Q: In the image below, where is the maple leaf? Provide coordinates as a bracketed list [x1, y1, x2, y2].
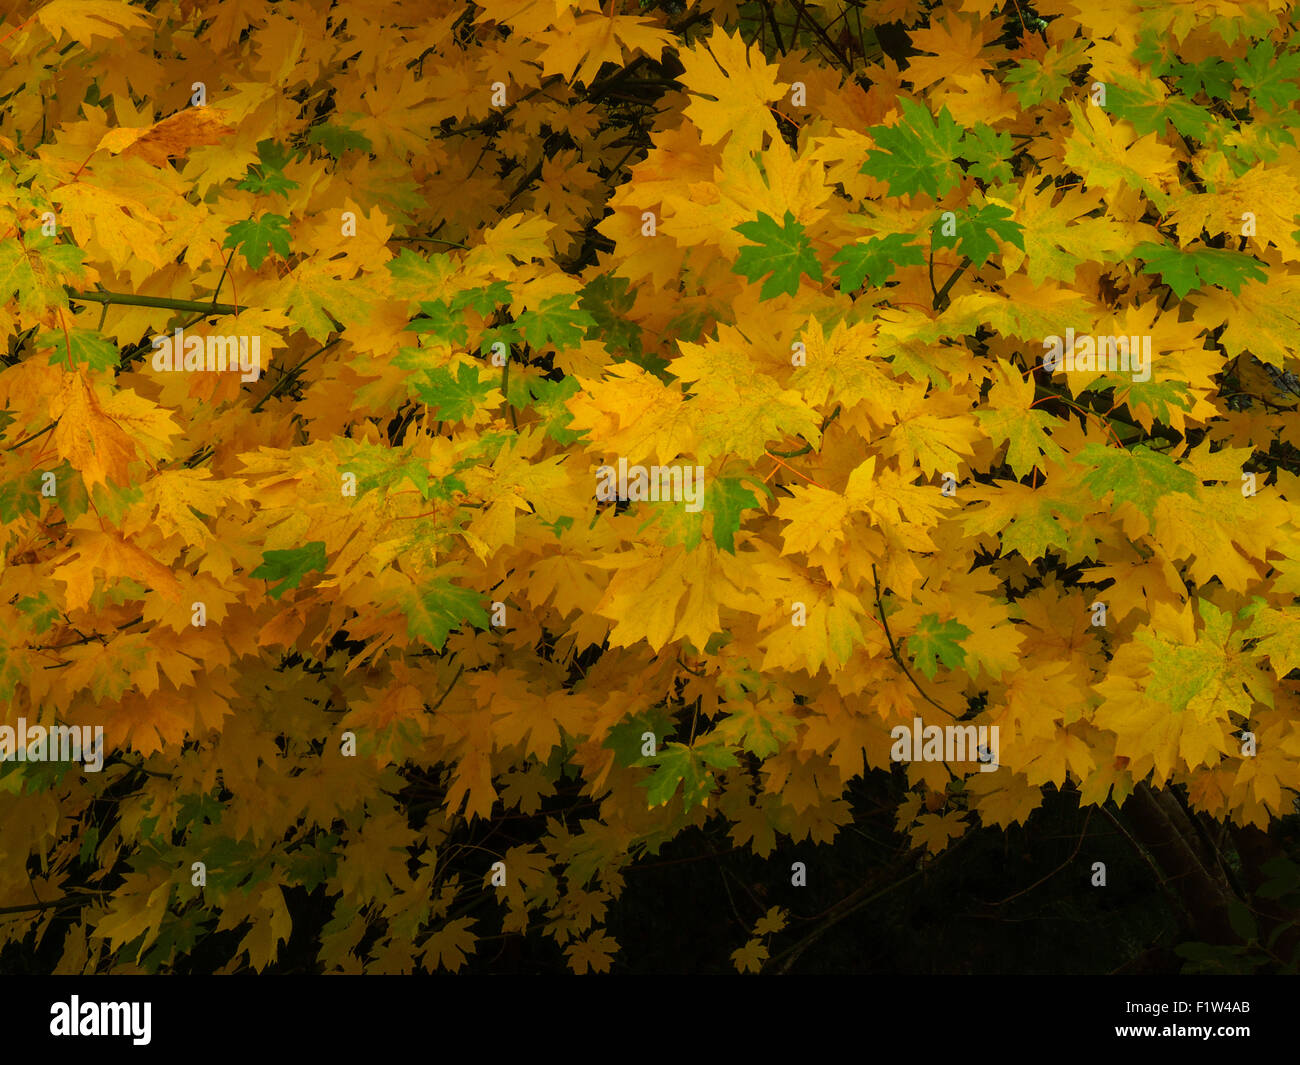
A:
[51, 182, 169, 271]
[514, 294, 597, 350]
[237, 885, 293, 971]
[408, 299, 469, 346]
[536, 9, 671, 85]
[1132, 242, 1268, 301]
[306, 119, 373, 158]
[1096, 600, 1259, 782]
[731, 938, 768, 973]
[974, 363, 1065, 478]
[731, 210, 823, 299]
[1074, 443, 1198, 516]
[388, 575, 489, 649]
[1062, 101, 1178, 211]
[906, 614, 971, 681]
[270, 258, 359, 341]
[565, 929, 617, 974]
[423, 917, 477, 972]
[223, 215, 292, 270]
[410, 362, 496, 422]
[679, 27, 787, 155]
[1240, 599, 1300, 682]
[97, 108, 233, 166]
[1234, 40, 1300, 109]
[90, 874, 171, 959]
[753, 905, 787, 936]
[714, 697, 798, 758]
[861, 99, 966, 198]
[52, 372, 179, 489]
[905, 14, 997, 92]
[0, 235, 91, 314]
[636, 740, 738, 810]
[250, 542, 328, 599]
[911, 811, 967, 855]
[933, 201, 1024, 268]
[39, 327, 118, 371]
[236, 139, 300, 197]
[1106, 75, 1212, 139]
[34, 0, 149, 45]
[832, 233, 925, 291]
[703, 476, 764, 554]
[51, 527, 184, 612]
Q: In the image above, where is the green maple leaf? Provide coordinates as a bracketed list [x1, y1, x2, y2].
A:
[1004, 60, 1070, 108]
[278, 266, 353, 341]
[707, 476, 765, 553]
[305, 120, 373, 158]
[906, 614, 971, 681]
[236, 139, 299, 197]
[1132, 242, 1268, 300]
[934, 203, 1025, 267]
[860, 98, 965, 198]
[1170, 57, 1236, 100]
[519, 376, 582, 445]
[974, 405, 1065, 478]
[1132, 30, 1176, 76]
[514, 294, 597, 350]
[832, 233, 924, 291]
[477, 323, 522, 361]
[1235, 41, 1300, 110]
[250, 541, 327, 599]
[410, 299, 470, 345]
[603, 707, 678, 767]
[1, 235, 90, 314]
[1107, 76, 1214, 139]
[636, 740, 738, 810]
[398, 578, 489, 649]
[40, 327, 118, 371]
[338, 441, 465, 501]
[713, 699, 797, 758]
[578, 272, 643, 357]
[385, 248, 458, 300]
[957, 123, 1014, 186]
[223, 215, 292, 270]
[731, 209, 823, 299]
[282, 834, 339, 892]
[646, 474, 766, 553]
[1240, 598, 1300, 681]
[1075, 443, 1199, 515]
[411, 362, 495, 421]
[15, 592, 58, 636]
[1082, 378, 1193, 427]
[0, 475, 42, 523]
[449, 281, 512, 317]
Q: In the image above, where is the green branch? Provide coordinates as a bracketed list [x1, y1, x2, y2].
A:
[66, 288, 238, 316]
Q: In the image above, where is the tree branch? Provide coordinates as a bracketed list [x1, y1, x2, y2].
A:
[66, 289, 238, 316]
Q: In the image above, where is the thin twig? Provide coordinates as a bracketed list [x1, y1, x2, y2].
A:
[871, 564, 957, 718]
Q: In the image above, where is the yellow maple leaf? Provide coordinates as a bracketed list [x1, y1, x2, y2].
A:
[96, 108, 233, 166]
[679, 27, 788, 155]
[904, 13, 997, 92]
[731, 937, 768, 973]
[34, 0, 149, 46]
[50, 181, 169, 271]
[536, 7, 672, 85]
[1062, 101, 1178, 211]
[566, 929, 617, 973]
[423, 916, 478, 972]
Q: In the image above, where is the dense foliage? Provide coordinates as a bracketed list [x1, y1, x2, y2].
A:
[1, 0, 1298, 973]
